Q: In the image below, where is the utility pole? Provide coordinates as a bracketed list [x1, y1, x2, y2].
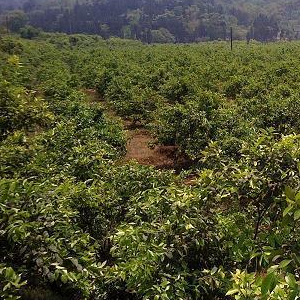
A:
[230, 27, 233, 50]
[6, 16, 9, 34]
[68, 8, 72, 34]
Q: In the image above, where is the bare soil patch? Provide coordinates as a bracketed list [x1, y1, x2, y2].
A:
[84, 89, 191, 170]
[84, 89, 103, 102]
[124, 128, 178, 168]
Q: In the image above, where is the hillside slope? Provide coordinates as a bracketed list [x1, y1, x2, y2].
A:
[1, 0, 300, 42]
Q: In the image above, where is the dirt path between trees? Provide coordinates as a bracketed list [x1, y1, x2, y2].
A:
[85, 89, 179, 169]
[124, 127, 178, 168]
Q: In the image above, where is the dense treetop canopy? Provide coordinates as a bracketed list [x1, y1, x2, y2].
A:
[0, 0, 300, 42]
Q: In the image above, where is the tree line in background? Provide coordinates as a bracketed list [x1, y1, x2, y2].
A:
[1, 0, 300, 43]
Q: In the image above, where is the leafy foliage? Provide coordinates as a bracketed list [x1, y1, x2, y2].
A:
[1, 34, 300, 299]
